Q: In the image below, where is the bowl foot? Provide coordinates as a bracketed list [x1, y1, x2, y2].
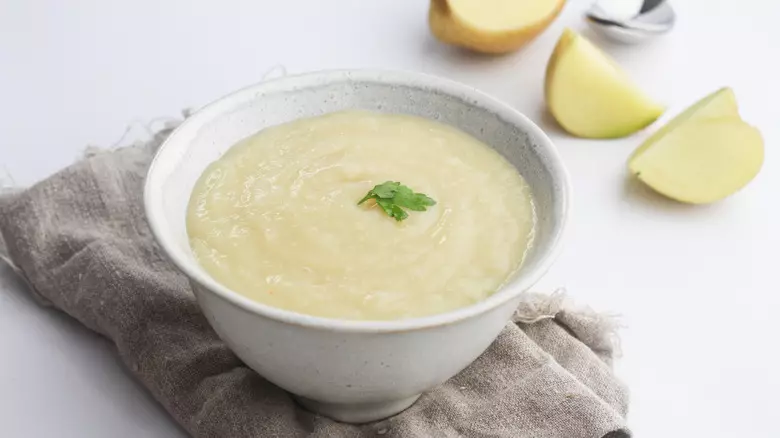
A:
[295, 393, 421, 423]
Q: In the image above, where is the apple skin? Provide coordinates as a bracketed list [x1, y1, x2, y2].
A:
[429, 0, 566, 54]
[544, 28, 665, 138]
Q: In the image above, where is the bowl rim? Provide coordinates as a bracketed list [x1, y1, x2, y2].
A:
[144, 68, 571, 333]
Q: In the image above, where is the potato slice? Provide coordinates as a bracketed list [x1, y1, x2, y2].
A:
[629, 87, 740, 163]
[544, 28, 665, 138]
[629, 117, 764, 204]
[429, 0, 566, 54]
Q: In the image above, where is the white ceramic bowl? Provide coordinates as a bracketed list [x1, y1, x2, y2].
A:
[144, 70, 570, 423]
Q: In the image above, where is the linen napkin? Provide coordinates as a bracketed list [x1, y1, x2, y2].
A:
[0, 124, 630, 438]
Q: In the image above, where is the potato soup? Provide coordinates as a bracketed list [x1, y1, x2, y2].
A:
[186, 111, 536, 320]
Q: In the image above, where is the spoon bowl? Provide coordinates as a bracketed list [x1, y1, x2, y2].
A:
[586, 0, 676, 44]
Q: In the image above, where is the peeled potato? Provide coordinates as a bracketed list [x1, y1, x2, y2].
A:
[544, 28, 665, 138]
[629, 87, 740, 163]
[429, 0, 566, 54]
[629, 117, 764, 204]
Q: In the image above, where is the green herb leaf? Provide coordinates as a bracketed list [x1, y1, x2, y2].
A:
[358, 181, 436, 221]
[392, 185, 436, 211]
[372, 181, 400, 199]
[374, 198, 395, 217]
[358, 181, 399, 205]
[390, 204, 409, 221]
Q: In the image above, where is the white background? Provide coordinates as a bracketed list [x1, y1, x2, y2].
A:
[1, 0, 778, 436]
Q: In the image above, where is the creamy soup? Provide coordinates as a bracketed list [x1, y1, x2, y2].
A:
[187, 111, 536, 320]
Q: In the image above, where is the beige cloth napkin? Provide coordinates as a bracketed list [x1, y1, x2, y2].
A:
[0, 125, 630, 437]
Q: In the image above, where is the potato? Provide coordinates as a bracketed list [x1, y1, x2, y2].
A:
[629, 87, 739, 162]
[629, 117, 763, 204]
[544, 28, 665, 138]
[429, 0, 566, 54]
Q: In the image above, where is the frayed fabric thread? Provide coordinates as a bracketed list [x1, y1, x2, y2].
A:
[514, 289, 568, 324]
[0, 114, 185, 292]
[0, 166, 15, 195]
[515, 289, 624, 358]
[83, 111, 188, 159]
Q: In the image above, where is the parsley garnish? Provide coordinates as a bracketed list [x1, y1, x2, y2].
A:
[358, 181, 436, 221]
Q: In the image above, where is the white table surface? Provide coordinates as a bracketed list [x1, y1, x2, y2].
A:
[1, 0, 778, 436]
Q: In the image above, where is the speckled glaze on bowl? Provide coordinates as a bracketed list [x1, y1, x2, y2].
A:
[144, 70, 570, 423]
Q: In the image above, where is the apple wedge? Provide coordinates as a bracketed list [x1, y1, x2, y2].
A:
[545, 28, 665, 138]
[629, 87, 739, 162]
[429, 0, 566, 54]
[629, 117, 764, 204]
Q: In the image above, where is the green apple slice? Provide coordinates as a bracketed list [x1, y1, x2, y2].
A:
[629, 87, 740, 162]
[629, 117, 764, 204]
[545, 28, 665, 138]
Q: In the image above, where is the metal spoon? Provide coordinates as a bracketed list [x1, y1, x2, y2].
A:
[586, 0, 676, 44]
